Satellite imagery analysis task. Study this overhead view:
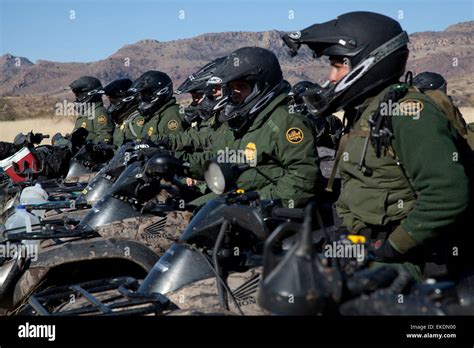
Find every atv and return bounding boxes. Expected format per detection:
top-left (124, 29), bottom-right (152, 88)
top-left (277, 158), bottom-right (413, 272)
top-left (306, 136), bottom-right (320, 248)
top-left (13, 161), bottom-right (314, 316)
top-left (0, 151), bottom-right (201, 314)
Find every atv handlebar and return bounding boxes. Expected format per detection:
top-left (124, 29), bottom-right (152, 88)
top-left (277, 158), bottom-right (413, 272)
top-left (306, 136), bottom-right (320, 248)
top-left (13, 131), bottom-right (50, 147)
top-left (272, 207), bottom-right (305, 219)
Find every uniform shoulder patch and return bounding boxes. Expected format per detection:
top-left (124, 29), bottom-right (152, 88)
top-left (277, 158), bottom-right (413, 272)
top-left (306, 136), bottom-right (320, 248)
top-left (286, 127), bottom-right (304, 144)
top-left (136, 118), bottom-right (145, 127)
top-left (98, 115), bottom-right (107, 125)
top-left (120, 122), bottom-right (125, 130)
top-left (167, 119), bottom-right (179, 130)
top-left (399, 99), bottom-right (424, 116)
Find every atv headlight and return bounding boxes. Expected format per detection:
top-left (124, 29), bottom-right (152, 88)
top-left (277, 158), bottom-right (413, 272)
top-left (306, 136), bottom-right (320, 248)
top-left (204, 161), bottom-right (226, 194)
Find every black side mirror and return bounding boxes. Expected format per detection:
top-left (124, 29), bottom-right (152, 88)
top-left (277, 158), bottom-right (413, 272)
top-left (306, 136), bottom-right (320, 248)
top-left (258, 203), bottom-right (342, 315)
top-left (223, 205), bottom-right (268, 241)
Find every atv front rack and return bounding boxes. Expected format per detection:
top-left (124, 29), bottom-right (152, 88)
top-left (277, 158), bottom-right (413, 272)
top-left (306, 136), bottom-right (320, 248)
top-left (26, 277), bottom-right (171, 316)
top-left (1, 222), bottom-right (96, 244)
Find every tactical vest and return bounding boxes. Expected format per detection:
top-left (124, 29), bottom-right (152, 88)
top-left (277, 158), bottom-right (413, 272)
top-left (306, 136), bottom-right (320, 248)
top-left (420, 88), bottom-right (474, 185)
top-left (422, 89), bottom-right (474, 150)
top-left (112, 109), bottom-right (142, 147)
top-left (123, 111), bottom-right (146, 141)
top-left (335, 87), bottom-right (417, 232)
top-left (334, 84), bottom-right (473, 233)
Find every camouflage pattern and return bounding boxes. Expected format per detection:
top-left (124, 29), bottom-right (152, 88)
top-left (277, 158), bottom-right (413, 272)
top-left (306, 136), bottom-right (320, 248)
top-left (8, 237), bottom-right (160, 312)
top-left (53, 267), bottom-right (268, 316)
top-left (63, 172), bottom-right (97, 184)
top-left (96, 211), bottom-right (193, 256)
top-left (166, 267), bottom-right (268, 315)
top-left (42, 208), bottom-right (91, 226)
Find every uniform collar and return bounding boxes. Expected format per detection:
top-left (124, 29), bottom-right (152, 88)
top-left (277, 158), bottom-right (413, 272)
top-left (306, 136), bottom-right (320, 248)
top-left (84, 101), bottom-right (104, 117)
top-left (153, 97), bottom-right (177, 116)
top-left (246, 93), bottom-right (288, 132)
top-left (348, 85), bottom-right (395, 124)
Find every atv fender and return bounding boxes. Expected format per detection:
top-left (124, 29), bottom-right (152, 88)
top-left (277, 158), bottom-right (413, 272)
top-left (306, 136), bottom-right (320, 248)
top-left (12, 237), bottom-right (159, 307)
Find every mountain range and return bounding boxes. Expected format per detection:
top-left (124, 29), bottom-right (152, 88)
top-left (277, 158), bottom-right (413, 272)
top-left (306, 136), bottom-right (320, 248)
top-left (0, 21), bottom-right (472, 121)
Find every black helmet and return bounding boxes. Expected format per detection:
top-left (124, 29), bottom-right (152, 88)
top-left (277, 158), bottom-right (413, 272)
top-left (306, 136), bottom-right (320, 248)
top-left (413, 72), bottom-right (447, 94)
top-left (289, 80), bottom-right (313, 97)
top-left (132, 71), bottom-right (173, 116)
top-left (209, 46), bottom-right (284, 132)
top-left (288, 80), bottom-right (314, 113)
top-left (184, 88), bottom-right (228, 123)
top-left (99, 78), bottom-right (138, 123)
top-left (181, 57), bottom-right (229, 123)
top-left (176, 57), bottom-right (226, 95)
top-left (69, 76), bottom-right (103, 104)
top-left (282, 11), bottom-right (409, 115)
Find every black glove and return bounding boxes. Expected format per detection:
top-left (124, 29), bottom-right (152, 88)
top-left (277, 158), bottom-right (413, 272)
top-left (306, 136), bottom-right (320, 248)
top-left (28, 132), bottom-right (45, 145)
top-left (369, 239), bottom-right (403, 263)
top-left (14, 132), bottom-right (47, 147)
top-left (84, 141), bottom-right (95, 154)
top-left (13, 133), bottom-right (28, 147)
top-left (154, 137), bottom-right (171, 150)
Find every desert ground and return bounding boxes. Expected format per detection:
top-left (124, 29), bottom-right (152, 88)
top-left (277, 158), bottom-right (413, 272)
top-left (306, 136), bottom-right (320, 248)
top-left (0, 108), bottom-right (473, 144)
top-left (0, 117), bottom-right (75, 144)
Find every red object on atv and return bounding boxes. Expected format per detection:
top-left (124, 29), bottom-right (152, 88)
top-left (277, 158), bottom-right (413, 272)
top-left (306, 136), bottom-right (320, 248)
top-left (0, 147), bottom-right (40, 182)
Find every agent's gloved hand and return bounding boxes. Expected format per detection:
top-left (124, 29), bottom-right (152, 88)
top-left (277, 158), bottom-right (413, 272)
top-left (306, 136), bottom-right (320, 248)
top-left (369, 239), bottom-right (403, 263)
top-left (52, 132), bottom-right (71, 147)
top-left (28, 132), bottom-right (44, 145)
top-left (154, 137), bottom-right (171, 150)
top-left (13, 133), bottom-right (28, 147)
top-left (14, 131), bottom-right (48, 147)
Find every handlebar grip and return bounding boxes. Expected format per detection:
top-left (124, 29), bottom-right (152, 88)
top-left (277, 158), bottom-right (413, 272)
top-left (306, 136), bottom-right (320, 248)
top-left (93, 144), bottom-right (117, 151)
top-left (272, 207), bottom-right (305, 219)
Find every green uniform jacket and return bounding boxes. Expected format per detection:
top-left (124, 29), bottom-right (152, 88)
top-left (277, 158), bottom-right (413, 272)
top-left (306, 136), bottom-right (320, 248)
top-left (143, 98), bottom-right (187, 141)
top-left (73, 102), bottom-right (114, 142)
top-left (336, 85), bottom-right (470, 265)
top-left (181, 93), bottom-right (320, 207)
top-left (113, 99), bottom-right (187, 146)
top-left (165, 115), bottom-right (220, 152)
top-left (112, 109), bottom-right (143, 147)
